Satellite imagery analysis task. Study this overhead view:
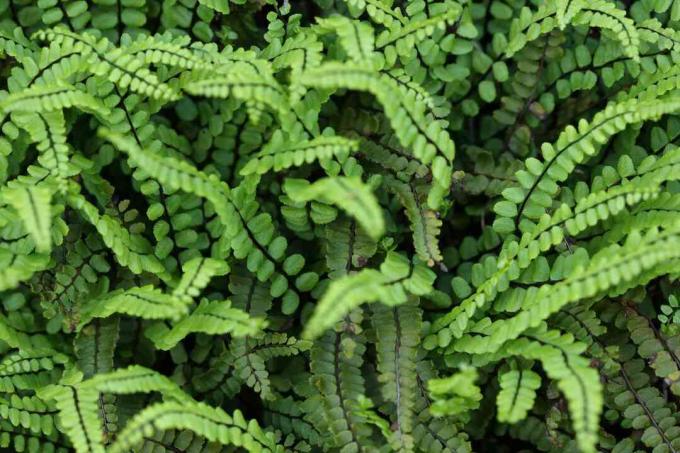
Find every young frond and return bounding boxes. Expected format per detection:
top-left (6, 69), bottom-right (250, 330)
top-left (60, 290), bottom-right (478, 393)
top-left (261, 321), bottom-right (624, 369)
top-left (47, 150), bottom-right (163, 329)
top-left (303, 252), bottom-right (434, 339)
top-left (240, 131), bottom-right (358, 176)
top-left (496, 361), bottom-right (541, 423)
top-left (284, 176), bottom-right (385, 241)
top-left (78, 286), bottom-right (188, 327)
top-left (145, 299), bottom-right (266, 350)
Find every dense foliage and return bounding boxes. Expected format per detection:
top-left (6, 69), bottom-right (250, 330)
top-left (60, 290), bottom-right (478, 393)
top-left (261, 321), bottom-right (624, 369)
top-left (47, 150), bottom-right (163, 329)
top-left (0, 0), bottom-right (678, 451)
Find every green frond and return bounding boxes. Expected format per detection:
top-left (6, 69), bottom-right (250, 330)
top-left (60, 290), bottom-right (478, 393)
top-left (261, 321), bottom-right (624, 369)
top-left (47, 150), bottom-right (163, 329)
top-left (303, 252), bottom-right (434, 339)
top-left (507, 0), bottom-right (639, 62)
top-left (97, 129), bottom-right (246, 265)
top-left (624, 307), bottom-right (680, 396)
top-left (325, 217), bottom-right (378, 279)
top-left (0, 253), bottom-right (51, 294)
top-left (66, 191), bottom-right (170, 280)
top-left (0, 349), bottom-right (69, 392)
top-left (78, 286), bottom-right (188, 327)
top-left (638, 18), bottom-right (680, 53)
top-left (33, 27), bottom-right (179, 101)
top-left (38, 383), bottom-right (104, 453)
top-left (427, 179), bottom-right (659, 344)
top-left (109, 401), bottom-right (283, 453)
top-left (385, 176), bottom-right (443, 267)
top-left (375, 2), bottom-right (463, 55)
top-left (79, 366), bottom-right (189, 402)
top-left (12, 111), bottom-right (78, 180)
top-left (172, 256), bottom-right (230, 301)
top-left (98, 128), bottom-right (231, 203)
top-left (197, 0), bottom-right (236, 14)
top-left (0, 26), bottom-right (35, 61)
top-left (496, 361), bottom-right (541, 423)
top-left (0, 83), bottom-right (109, 119)
top-left (372, 302), bottom-right (422, 452)
top-left (1, 3), bottom-right (679, 452)
top-left (226, 333), bottom-right (311, 400)
top-left (491, 328), bottom-right (603, 453)
top-left (284, 176), bottom-right (384, 241)
top-left (0, 394), bottom-right (58, 436)
top-left (454, 224), bottom-right (680, 354)
top-left (182, 66), bottom-right (290, 121)
top-left (240, 131), bottom-right (358, 176)
top-left (575, 1), bottom-right (640, 61)
top-left (264, 396), bottom-right (323, 447)
top-left (120, 33), bottom-right (210, 70)
top-left (493, 96), bottom-right (680, 235)
top-left (309, 311), bottom-right (372, 451)
top-left (2, 185), bottom-right (52, 253)
top-left (268, 31), bottom-right (324, 76)
top-left (356, 135), bottom-right (430, 180)
top-left (145, 299), bottom-right (266, 350)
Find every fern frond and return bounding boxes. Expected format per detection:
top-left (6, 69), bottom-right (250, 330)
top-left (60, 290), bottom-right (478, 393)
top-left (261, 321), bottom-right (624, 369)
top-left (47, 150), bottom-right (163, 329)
top-left (624, 307), bottom-right (680, 396)
top-left (197, 0), bottom-right (234, 14)
top-left (226, 333), bottom-right (311, 400)
top-left (109, 401), bottom-right (283, 453)
top-left (38, 383), bottom-right (104, 453)
top-left (0, 253), bottom-right (51, 293)
top-left (376, 2), bottom-right (462, 56)
top-left (285, 176), bottom-right (384, 241)
top-left (303, 252), bottom-right (434, 339)
top-left (507, 1), bottom-right (639, 62)
top-left (172, 256), bottom-right (230, 301)
top-left (240, 131), bottom-right (358, 176)
top-left (0, 349), bottom-right (69, 392)
top-left (385, 176), bottom-right (443, 267)
top-left (493, 96), bottom-right (680, 235)
top-left (12, 111), bottom-right (78, 180)
top-left (309, 312), bottom-right (372, 451)
top-left (145, 299), bottom-right (266, 350)
top-left (0, 83), bottom-right (109, 119)
top-left (75, 318), bottom-right (119, 378)
top-left (2, 185), bottom-right (52, 253)
top-left (182, 66), bottom-right (291, 121)
top-left (33, 27), bottom-right (179, 101)
top-left (373, 302), bottom-right (421, 452)
top-left (66, 191), bottom-right (170, 280)
top-left (78, 286), bottom-right (188, 327)
top-left (427, 368), bottom-right (482, 419)
top-left (120, 32), bottom-right (209, 70)
top-left (79, 366), bottom-right (190, 402)
top-left (454, 224), bottom-right (680, 354)
top-left (496, 361), bottom-right (541, 423)
top-left (490, 328), bottom-right (602, 453)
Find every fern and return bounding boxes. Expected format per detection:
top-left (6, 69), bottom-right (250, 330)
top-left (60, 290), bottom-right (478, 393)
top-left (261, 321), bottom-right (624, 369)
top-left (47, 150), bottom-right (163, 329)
top-left (0, 2), bottom-right (678, 452)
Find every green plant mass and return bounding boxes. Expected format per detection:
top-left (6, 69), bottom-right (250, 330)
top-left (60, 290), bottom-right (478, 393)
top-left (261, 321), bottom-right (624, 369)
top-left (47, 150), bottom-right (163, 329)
top-left (0, 0), bottom-right (679, 451)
